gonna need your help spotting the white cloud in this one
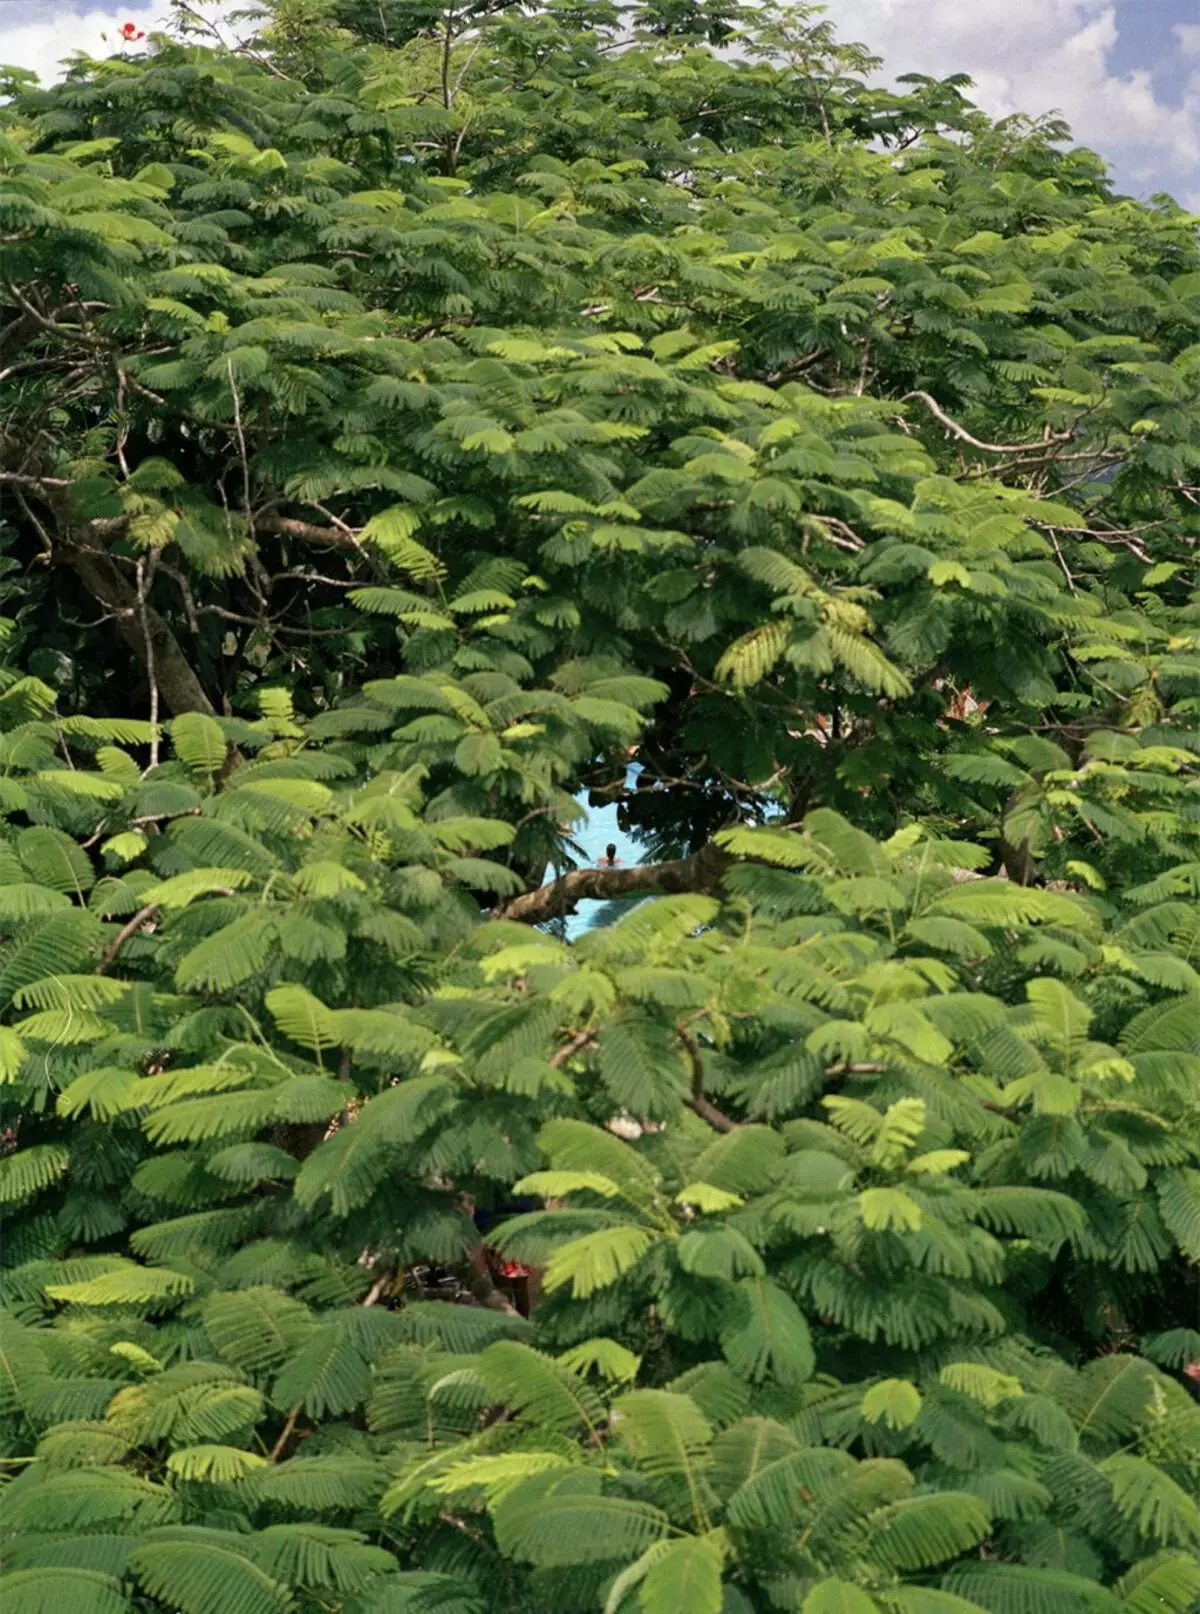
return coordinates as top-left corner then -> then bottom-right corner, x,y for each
1,3 -> 251,87
3,0 -> 1198,204
828,0 -> 1200,201
3,5 -> 154,86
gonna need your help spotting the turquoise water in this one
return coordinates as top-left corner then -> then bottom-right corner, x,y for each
563,764 -> 643,940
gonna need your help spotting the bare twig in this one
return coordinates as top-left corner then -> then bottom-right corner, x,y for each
120,366 -> 165,408
173,0 -> 292,79
269,569 -> 359,589
441,12 -> 454,107
114,366 -> 130,478
156,559 -> 201,635
4,283 -> 104,347
765,350 -> 822,385
13,490 -> 54,560
809,515 -> 865,554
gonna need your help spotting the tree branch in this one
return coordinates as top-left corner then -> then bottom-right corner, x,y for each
902,391 -> 1072,455
678,1023 -> 738,1134
0,470 -> 71,489
268,1403 -> 303,1462
95,904 -> 160,975
135,556 -> 161,767
550,1028 -> 597,1069
255,515 -> 361,550
495,842 -> 730,925
62,542 -> 218,716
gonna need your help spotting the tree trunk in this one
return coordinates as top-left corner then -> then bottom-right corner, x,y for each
63,543 -> 217,717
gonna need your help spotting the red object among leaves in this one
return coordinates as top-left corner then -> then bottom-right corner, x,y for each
483,1245 -> 533,1283
1184,1361 -> 1200,1382
120,21 -> 146,40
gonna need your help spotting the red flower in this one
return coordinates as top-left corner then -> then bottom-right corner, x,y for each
120,21 -> 146,40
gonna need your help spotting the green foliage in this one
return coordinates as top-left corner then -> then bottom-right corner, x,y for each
4,1 -> 1200,1610
0,696 -> 1199,1608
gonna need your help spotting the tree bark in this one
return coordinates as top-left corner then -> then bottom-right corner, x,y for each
494,841 -> 730,925
999,789 -> 1039,886
63,542 -> 217,717
1000,836 -> 1038,887
678,1021 -> 738,1132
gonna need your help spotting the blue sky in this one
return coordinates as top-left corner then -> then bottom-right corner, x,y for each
827,0 -> 1200,204
1095,0 -> 1196,103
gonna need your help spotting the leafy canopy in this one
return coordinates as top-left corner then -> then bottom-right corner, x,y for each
3,2 -> 1200,1612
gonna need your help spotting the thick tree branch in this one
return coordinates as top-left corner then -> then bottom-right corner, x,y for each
135,556 -> 161,765
61,543 -> 217,717
0,470 -> 71,490
256,515 -> 361,549
550,1028 -> 597,1069
495,842 -> 730,925
902,391 -> 1072,455
690,1092 -> 737,1133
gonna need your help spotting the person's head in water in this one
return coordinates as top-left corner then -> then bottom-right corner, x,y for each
603,843 -> 619,866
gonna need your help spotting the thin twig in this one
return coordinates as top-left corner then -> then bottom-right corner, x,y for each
227,358 -> 254,548
114,365 -> 130,478
256,515 -> 359,550
809,515 -> 865,554
13,490 -> 54,560
4,283 -> 104,347
268,1403 -> 303,1462
1048,528 -> 1078,594
172,0 -> 292,79
441,10 -> 455,110
156,559 -> 201,635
